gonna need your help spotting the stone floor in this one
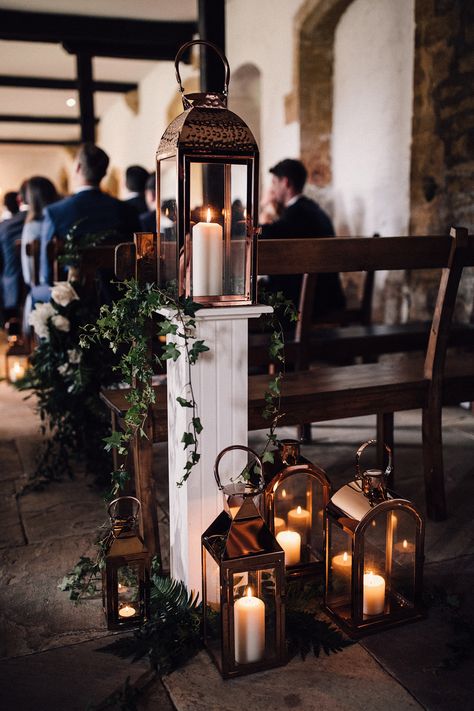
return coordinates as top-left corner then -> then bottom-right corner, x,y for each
0,378 -> 473,710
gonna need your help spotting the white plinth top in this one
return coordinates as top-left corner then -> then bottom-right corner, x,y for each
158,304 -> 273,322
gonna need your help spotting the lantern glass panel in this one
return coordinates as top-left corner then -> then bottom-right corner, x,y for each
273,472 -> 324,566
188,160 -> 250,299
158,156 -> 178,290
117,563 -> 142,621
387,509 -> 417,610
327,518 -> 353,620
231,567 -> 278,667
204,547 -> 222,660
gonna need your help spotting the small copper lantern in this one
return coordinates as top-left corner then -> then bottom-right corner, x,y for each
263,439 -> 331,579
324,440 -> 424,637
214,445 -> 266,520
103,496 -> 150,630
202,450 -> 286,678
5,318 -> 29,383
156,40 -> 258,306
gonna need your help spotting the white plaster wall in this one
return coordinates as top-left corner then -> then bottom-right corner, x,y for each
98,61 -> 197,197
0,145 -> 73,199
226,0 -> 303,191
332,0 -> 415,237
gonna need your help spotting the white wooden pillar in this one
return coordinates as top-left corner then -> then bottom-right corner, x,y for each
165,305 -> 272,594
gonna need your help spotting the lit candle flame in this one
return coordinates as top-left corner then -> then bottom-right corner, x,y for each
246,586 -> 253,598
281,489 -> 287,499
403,539 -> 408,549
343,551 -> 348,562
243,208 -> 247,219
206,207 -> 211,223
297,505 -> 302,514
165,208 -> 169,217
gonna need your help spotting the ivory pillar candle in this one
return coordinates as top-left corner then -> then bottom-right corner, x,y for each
363,572 -> 386,615
234,587 -> 265,664
287,505 -> 311,540
276,529 -> 301,566
9,360 -> 25,382
192,208 -> 223,296
274,516 -> 286,536
331,551 -> 352,580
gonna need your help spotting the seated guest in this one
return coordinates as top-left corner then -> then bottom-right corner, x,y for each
139,172 -> 157,232
1,191 -> 19,221
21,177 -> 59,330
0,182 -> 28,322
259,158 -> 345,322
40,143 -> 140,285
124,164 -> 149,216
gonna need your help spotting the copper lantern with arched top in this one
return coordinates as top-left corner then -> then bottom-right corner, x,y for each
324,440 -> 425,637
156,40 -> 259,306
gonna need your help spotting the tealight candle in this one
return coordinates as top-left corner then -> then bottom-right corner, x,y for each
234,587 -> 265,664
118,604 -> 137,619
363,572 -> 385,615
9,360 -> 25,382
287,505 -> 311,540
276,529 -> 301,566
394,538 -> 415,555
331,550 -> 352,579
274,516 -> 286,535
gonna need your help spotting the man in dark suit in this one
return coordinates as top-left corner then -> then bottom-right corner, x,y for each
124,165 -> 149,216
260,158 -> 345,320
40,143 -> 140,285
0,182 -> 28,321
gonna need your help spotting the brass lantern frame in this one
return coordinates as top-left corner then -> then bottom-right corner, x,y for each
202,496 -> 287,679
264,440 -> 331,580
156,40 -> 259,306
323,442 -> 425,637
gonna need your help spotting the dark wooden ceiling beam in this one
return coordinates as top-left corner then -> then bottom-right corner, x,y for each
0,10 -> 196,60
0,75 -> 137,93
0,114 -> 97,125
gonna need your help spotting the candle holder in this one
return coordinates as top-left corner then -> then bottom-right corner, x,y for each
5,318 -> 29,383
103,496 -> 150,630
156,40 -> 259,306
263,439 -> 331,579
202,457 -> 286,678
324,440 -> 424,637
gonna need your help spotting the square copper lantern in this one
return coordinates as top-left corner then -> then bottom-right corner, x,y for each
263,440 -> 331,579
324,440 -> 424,637
103,497 -> 150,631
5,318 -> 29,383
156,40 -> 258,306
202,497 -> 286,679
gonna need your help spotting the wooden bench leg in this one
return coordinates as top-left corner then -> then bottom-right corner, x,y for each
377,412 -> 394,488
131,410 -> 161,560
422,404 -> 447,521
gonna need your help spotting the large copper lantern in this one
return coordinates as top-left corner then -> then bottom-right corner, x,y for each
324,440 -> 424,637
263,440 -> 331,579
156,40 -> 258,306
202,453 -> 286,679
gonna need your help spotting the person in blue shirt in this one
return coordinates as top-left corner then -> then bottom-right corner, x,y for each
39,143 -> 140,285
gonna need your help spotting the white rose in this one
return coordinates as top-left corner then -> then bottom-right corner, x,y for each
67,348 -> 82,364
51,314 -> 70,332
51,282 -> 79,308
28,302 -> 56,339
57,363 -> 70,376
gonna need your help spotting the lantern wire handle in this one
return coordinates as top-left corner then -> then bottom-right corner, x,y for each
107,496 -> 141,536
214,445 -> 265,493
354,439 -> 392,500
174,39 -> 231,100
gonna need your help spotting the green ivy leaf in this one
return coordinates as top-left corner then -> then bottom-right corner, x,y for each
192,417 -> 203,434
158,321 -> 178,336
181,432 -> 196,449
262,450 -> 274,464
162,342 -> 181,362
188,340 -> 210,365
103,431 -> 125,452
176,396 -> 193,408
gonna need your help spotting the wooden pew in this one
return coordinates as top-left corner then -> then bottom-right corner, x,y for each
101,229 -> 474,522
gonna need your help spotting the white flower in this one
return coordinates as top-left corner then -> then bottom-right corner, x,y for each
51,314 -> 70,332
57,363 -> 70,376
67,348 -> 82,364
51,282 -> 79,308
28,302 -> 56,339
